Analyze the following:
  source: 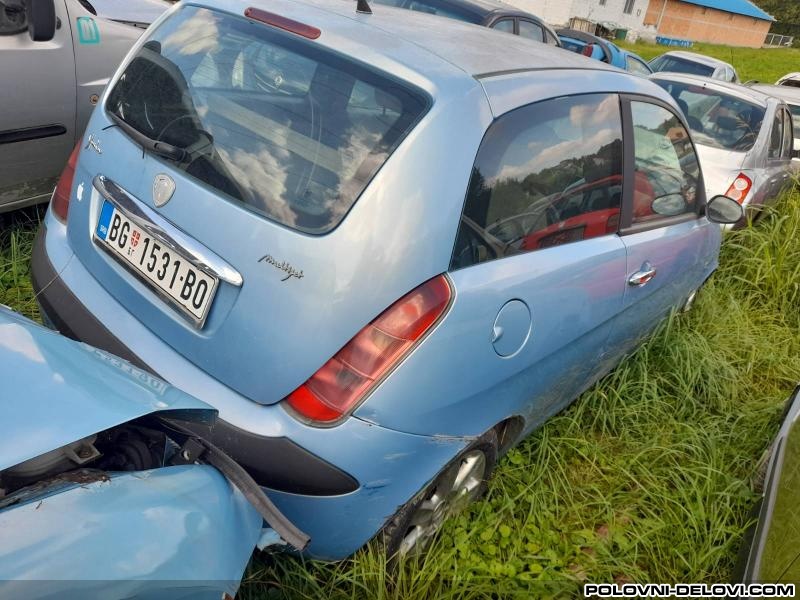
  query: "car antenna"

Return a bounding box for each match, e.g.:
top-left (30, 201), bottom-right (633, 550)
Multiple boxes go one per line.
top-left (356, 0), bottom-right (372, 14)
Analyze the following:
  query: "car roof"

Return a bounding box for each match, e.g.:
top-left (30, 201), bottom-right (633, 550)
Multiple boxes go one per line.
top-left (651, 73), bottom-right (772, 107)
top-left (431, 0), bottom-right (540, 19)
top-left (201, 0), bottom-right (609, 83)
top-left (751, 83), bottom-right (800, 106)
top-left (393, 0), bottom-right (551, 23)
top-left (658, 50), bottom-right (732, 69)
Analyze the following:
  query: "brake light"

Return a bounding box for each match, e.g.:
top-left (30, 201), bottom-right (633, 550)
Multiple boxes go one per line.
top-left (244, 7), bottom-right (321, 39)
top-left (285, 275), bottom-right (452, 425)
top-left (725, 173), bottom-right (752, 204)
top-left (52, 142), bottom-right (82, 223)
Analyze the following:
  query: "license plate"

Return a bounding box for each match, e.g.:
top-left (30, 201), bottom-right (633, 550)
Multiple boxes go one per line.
top-left (95, 200), bottom-right (218, 325)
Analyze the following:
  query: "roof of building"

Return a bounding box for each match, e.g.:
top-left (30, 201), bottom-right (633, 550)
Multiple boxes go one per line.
top-left (677, 0), bottom-right (775, 22)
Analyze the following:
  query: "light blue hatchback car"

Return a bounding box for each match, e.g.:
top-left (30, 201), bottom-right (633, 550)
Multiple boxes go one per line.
top-left (31, 0), bottom-right (742, 559)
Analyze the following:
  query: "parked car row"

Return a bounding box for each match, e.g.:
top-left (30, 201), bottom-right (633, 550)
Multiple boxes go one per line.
top-left (0, 0), bottom-right (795, 596)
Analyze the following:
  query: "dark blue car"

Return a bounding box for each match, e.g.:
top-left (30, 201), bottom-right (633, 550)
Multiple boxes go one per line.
top-left (557, 28), bottom-right (652, 75)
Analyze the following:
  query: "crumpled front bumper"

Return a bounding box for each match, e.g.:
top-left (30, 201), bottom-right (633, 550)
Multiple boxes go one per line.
top-left (0, 465), bottom-right (264, 599)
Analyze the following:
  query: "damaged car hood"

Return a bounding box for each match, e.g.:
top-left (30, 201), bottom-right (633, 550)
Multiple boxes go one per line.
top-left (0, 306), bottom-right (215, 472)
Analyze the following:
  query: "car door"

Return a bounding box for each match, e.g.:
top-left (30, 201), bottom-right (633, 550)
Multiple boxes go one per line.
top-left (65, 0), bottom-right (148, 147)
top-left (607, 96), bottom-right (717, 358)
top-left (0, 0), bottom-right (76, 211)
top-left (447, 93), bottom-right (628, 428)
top-left (764, 105), bottom-right (793, 208)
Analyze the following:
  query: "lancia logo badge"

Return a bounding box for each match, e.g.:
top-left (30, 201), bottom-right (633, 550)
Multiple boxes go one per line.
top-left (153, 174), bottom-right (175, 207)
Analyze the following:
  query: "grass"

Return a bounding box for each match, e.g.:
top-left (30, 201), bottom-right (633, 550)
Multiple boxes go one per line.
top-left (0, 207), bottom-right (41, 322)
top-left (618, 39), bottom-right (800, 83)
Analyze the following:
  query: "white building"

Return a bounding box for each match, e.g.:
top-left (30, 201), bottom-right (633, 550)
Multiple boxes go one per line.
top-left (504, 0), bottom-right (651, 31)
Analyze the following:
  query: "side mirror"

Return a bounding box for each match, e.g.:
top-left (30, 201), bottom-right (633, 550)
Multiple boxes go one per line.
top-left (25, 0), bottom-right (56, 42)
top-left (706, 195), bottom-right (744, 225)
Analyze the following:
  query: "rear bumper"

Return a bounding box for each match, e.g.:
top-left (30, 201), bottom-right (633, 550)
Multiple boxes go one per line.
top-left (32, 225), bottom-right (357, 497)
top-left (32, 226), bottom-right (154, 372)
top-left (31, 213), bottom-right (469, 559)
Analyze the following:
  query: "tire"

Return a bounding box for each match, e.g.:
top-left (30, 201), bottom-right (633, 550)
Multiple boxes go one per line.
top-left (382, 428), bottom-right (498, 558)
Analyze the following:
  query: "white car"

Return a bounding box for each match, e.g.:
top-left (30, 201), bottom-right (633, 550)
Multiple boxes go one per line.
top-left (650, 51), bottom-right (738, 83)
top-left (776, 72), bottom-right (800, 88)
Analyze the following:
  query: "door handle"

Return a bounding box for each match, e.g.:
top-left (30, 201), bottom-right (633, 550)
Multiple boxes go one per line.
top-left (628, 262), bottom-right (657, 286)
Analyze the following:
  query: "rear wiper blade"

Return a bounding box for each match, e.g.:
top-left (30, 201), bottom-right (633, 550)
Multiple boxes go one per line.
top-left (108, 112), bottom-right (188, 162)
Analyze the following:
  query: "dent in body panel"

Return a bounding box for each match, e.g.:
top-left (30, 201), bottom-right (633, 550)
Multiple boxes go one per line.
top-left (0, 466), bottom-right (262, 595)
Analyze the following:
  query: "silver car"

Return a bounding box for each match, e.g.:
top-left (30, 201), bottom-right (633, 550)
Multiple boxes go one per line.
top-left (650, 51), bottom-right (739, 83)
top-left (0, 0), bottom-right (169, 212)
top-left (750, 83), bottom-right (800, 161)
top-left (652, 74), bottom-right (794, 224)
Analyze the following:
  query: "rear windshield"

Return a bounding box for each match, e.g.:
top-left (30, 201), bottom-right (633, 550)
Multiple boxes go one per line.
top-left (106, 6), bottom-right (429, 234)
top-left (655, 80), bottom-right (765, 152)
top-left (649, 55), bottom-right (714, 78)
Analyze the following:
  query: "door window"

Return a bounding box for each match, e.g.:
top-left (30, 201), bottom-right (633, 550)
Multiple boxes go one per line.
top-left (0, 0), bottom-right (26, 35)
top-left (781, 108), bottom-right (794, 159)
top-left (626, 56), bottom-right (652, 76)
top-left (491, 19), bottom-right (515, 34)
top-left (769, 111), bottom-right (784, 159)
top-left (451, 94), bottom-right (623, 270)
top-left (629, 101), bottom-right (700, 225)
top-left (518, 20), bottom-right (544, 42)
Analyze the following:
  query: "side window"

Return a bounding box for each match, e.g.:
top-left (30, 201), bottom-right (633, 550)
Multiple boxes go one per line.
top-left (630, 101), bottom-right (700, 225)
top-left (544, 30), bottom-right (559, 46)
top-left (491, 19), bottom-right (515, 34)
top-left (782, 109), bottom-right (793, 159)
top-left (626, 56), bottom-right (652, 76)
top-left (769, 111), bottom-right (784, 159)
top-left (451, 94), bottom-right (623, 270)
top-left (0, 0), bottom-right (26, 35)
top-left (518, 20), bottom-right (544, 42)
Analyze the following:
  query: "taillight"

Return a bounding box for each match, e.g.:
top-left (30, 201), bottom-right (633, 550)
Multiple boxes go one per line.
top-left (52, 142), bottom-right (82, 223)
top-left (285, 275), bottom-right (452, 425)
top-left (725, 173), bottom-right (752, 204)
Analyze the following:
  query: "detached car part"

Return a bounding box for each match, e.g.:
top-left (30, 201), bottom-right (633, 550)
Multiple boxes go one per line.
top-left (0, 306), bottom-right (307, 598)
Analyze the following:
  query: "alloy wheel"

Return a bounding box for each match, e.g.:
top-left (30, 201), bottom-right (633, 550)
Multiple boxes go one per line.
top-left (398, 450), bottom-right (487, 555)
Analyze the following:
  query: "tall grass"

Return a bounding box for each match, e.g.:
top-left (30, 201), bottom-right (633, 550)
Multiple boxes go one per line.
top-left (0, 207), bottom-right (40, 321)
top-left (240, 191), bottom-right (800, 598)
top-left (1, 193), bottom-right (798, 598)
